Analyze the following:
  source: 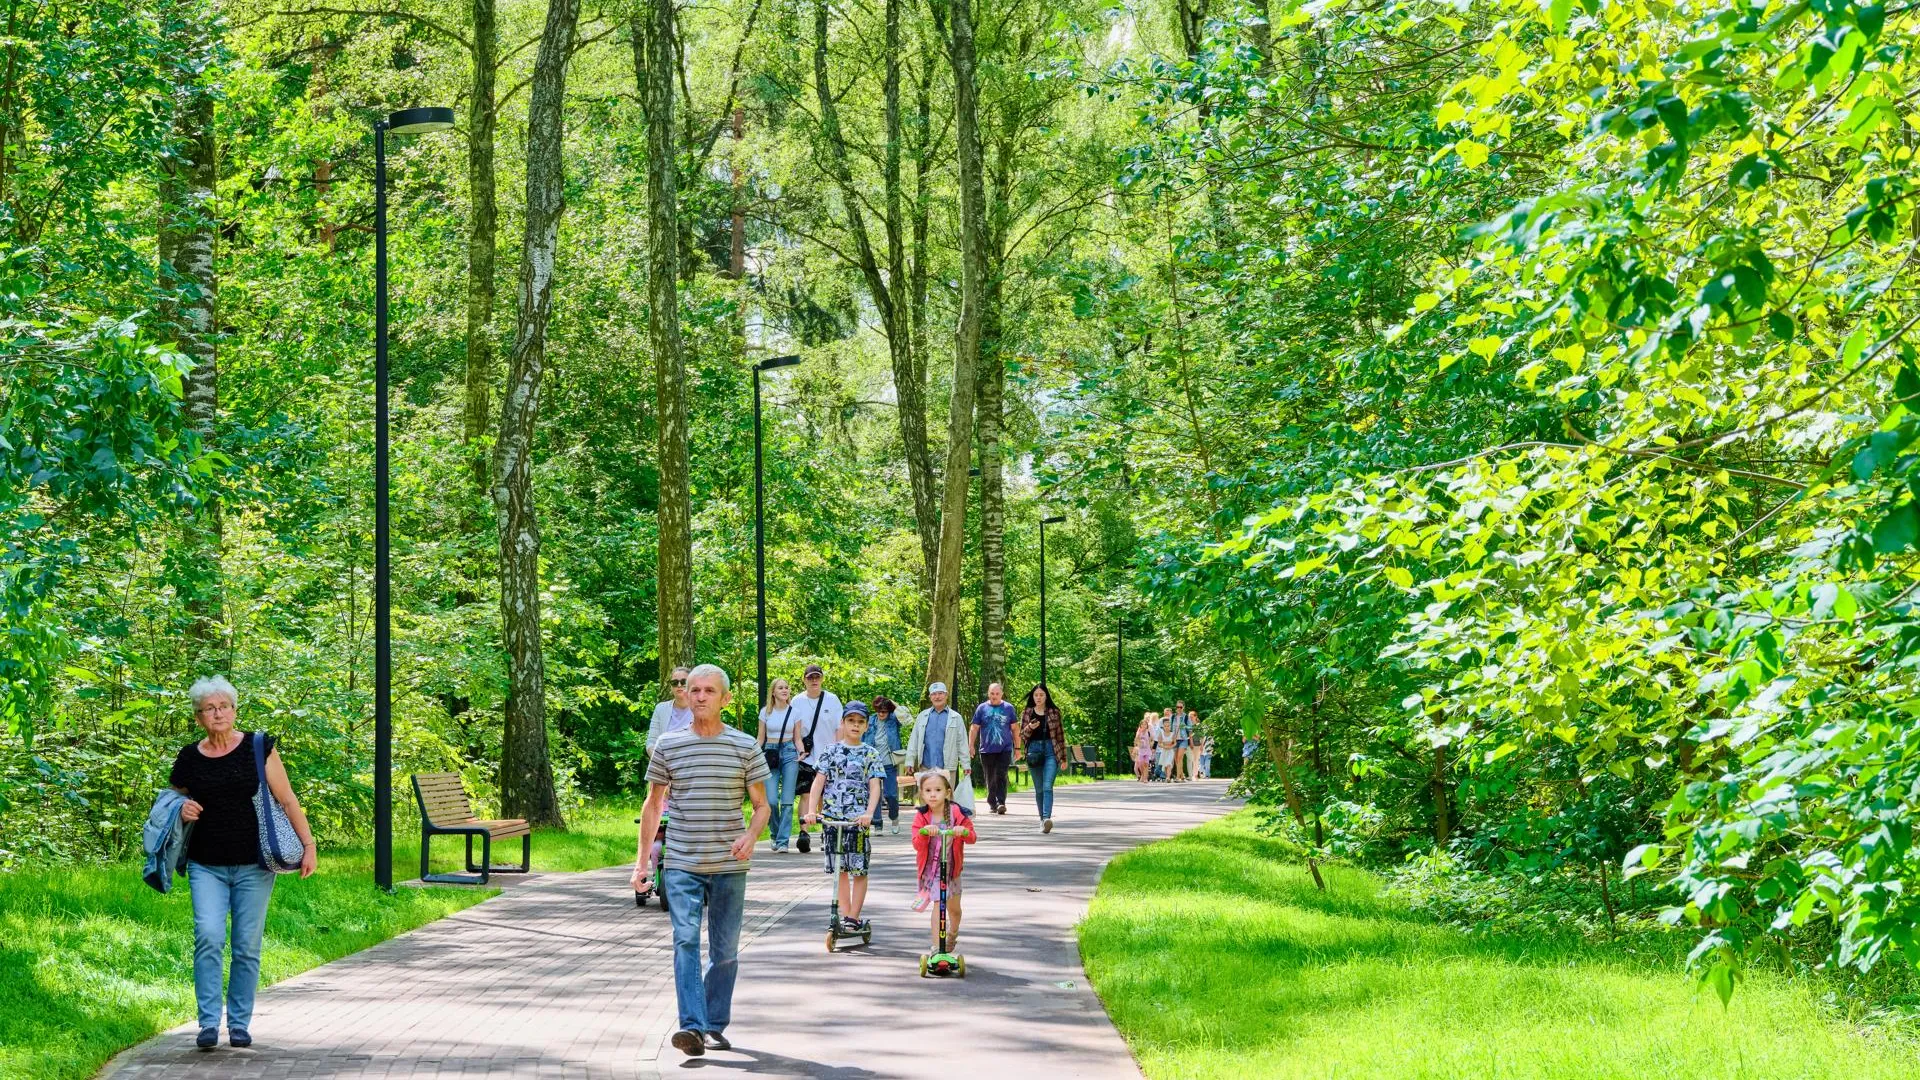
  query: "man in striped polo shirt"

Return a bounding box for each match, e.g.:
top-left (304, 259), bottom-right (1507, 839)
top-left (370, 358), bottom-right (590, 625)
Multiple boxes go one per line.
top-left (633, 663), bottom-right (772, 1057)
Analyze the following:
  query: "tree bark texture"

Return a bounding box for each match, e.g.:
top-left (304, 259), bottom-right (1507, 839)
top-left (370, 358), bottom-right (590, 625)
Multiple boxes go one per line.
top-left (975, 277), bottom-right (1005, 692)
top-left (464, 0), bottom-right (498, 520)
top-left (925, 0), bottom-right (986, 694)
top-left (158, 64), bottom-right (223, 659)
top-left (908, 49), bottom-right (937, 606)
top-left (638, 0), bottom-right (695, 687)
top-left (491, 0), bottom-right (578, 828)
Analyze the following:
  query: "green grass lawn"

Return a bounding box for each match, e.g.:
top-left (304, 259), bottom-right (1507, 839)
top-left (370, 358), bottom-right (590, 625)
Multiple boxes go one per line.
top-left (0, 798), bottom-right (642, 1080)
top-left (1078, 812), bottom-right (1917, 1080)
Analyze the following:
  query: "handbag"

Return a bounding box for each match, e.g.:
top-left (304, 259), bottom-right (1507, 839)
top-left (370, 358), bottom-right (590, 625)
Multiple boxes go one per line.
top-left (795, 696), bottom-right (828, 792)
top-left (251, 732), bottom-right (306, 874)
top-left (762, 705), bottom-right (793, 775)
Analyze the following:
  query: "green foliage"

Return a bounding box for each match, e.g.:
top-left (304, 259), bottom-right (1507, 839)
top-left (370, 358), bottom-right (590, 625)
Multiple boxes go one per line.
top-left (1108, 0), bottom-right (1920, 998)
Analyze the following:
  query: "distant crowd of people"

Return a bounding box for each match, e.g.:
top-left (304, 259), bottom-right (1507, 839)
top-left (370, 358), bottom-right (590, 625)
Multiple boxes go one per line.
top-left (1131, 700), bottom-right (1213, 782)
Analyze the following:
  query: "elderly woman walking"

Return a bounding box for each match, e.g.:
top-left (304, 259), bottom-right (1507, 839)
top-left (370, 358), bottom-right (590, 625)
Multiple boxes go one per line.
top-left (170, 676), bottom-right (316, 1050)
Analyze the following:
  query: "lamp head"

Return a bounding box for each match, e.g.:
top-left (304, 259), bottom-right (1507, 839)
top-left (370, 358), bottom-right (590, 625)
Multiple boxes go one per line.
top-left (386, 107), bottom-right (456, 134)
top-left (1042, 515), bottom-right (1067, 525)
top-left (758, 354), bottom-right (803, 371)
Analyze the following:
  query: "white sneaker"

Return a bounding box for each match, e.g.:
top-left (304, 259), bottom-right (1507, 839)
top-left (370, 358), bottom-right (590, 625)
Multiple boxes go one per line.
top-left (888, 822), bottom-right (901, 836)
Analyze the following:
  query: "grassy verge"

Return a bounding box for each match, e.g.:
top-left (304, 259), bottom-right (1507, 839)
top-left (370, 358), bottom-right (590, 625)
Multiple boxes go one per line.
top-left (0, 799), bottom-right (642, 1080)
top-left (1078, 811), bottom-right (1915, 1080)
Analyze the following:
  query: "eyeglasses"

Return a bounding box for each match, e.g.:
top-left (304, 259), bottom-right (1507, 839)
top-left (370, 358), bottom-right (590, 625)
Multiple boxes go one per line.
top-left (670, 678), bottom-right (687, 687)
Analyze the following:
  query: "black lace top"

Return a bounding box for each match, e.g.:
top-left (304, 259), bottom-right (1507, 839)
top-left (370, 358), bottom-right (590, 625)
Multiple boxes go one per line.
top-left (169, 732), bottom-right (274, 866)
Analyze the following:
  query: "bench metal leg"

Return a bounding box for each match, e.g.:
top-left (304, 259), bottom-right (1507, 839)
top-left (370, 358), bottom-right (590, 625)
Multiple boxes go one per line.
top-left (464, 833), bottom-right (530, 876)
top-left (420, 831), bottom-right (492, 886)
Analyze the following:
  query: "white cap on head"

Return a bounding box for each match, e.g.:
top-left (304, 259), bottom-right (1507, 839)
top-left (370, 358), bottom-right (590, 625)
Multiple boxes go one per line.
top-left (928, 681), bottom-right (948, 695)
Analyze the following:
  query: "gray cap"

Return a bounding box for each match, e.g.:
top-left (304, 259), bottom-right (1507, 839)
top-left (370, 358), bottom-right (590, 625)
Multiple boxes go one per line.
top-left (928, 681), bottom-right (948, 695)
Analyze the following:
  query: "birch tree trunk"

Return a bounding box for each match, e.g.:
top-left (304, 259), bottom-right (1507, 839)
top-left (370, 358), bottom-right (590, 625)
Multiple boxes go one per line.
top-left (975, 278), bottom-right (1005, 691)
top-left (811, 0), bottom-right (938, 603)
top-left (926, 0), bottom-right (986, 693)
top-left (638, 0), bottom-right (695, 686)
top-left (158, 58), bottom-right (222, 660)
top-left (463, 0), bottom-right (498, 526)
top-left (491, 0), bottom-right (578, 827)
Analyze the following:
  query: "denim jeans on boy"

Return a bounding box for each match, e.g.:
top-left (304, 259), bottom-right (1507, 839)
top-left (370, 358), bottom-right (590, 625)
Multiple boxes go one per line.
top-left (664, 868), bottom-right (747, 1034)
top-left (767, 743), bottom-right (800, 850)
top-left (1027, 740), bottom-right (1059, 820)
top-left (187, 861), bottom-right (276, 1034)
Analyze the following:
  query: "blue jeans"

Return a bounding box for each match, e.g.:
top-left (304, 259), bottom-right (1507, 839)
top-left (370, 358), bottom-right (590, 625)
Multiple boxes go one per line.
top-left (878, 765), bottom-right (899, 823)
top-left (1027, 741), bottom-right (1059, 820)
top-left (767, 744), bottom-right (800, 849)
top-left (664, 869), bottom-right (747, 1034)
top-left (187, 861), bottom-right (276, 1033)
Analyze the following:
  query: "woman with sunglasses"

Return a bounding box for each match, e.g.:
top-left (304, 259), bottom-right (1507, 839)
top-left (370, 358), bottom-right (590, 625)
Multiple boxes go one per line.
top-left (646, 666), bottom-right (696, 753)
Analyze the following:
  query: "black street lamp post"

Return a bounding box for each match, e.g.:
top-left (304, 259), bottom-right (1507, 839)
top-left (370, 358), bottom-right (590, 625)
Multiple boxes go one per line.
top-left (754, 355), bottom-right (802, 709)
top-left (1038, 514), bottom-right (1066, 687)
top-left (373, 106), bottom-right (455, 893)
top-left (1114, 613), bottom-right (1124, 769)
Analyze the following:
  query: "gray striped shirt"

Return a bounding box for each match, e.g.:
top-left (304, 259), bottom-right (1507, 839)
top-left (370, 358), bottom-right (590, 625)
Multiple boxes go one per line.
top-left (646, 724), bottom-right (769, 874)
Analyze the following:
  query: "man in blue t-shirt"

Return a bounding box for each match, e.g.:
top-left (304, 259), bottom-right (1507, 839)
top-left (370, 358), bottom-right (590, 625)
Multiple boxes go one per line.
top-left (969, 682), bottom-right (1019, 815)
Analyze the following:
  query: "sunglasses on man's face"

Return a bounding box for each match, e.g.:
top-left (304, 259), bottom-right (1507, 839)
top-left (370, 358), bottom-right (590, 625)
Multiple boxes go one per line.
top-left (671, 678), bottom-right (687, 687)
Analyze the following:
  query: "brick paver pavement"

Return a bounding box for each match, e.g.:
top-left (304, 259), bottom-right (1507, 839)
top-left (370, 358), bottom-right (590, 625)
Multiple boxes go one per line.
top-left (100, 853), bottom-right (822, 1080)
top-left (101, 779), bottom-right (1237, 1079)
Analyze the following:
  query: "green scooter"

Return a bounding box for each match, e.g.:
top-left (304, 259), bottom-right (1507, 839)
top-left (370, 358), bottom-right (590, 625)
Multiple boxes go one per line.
top-left (918, 820), bottom-right (970, 977)
top-left (632, 813), bottom-right (670, 913)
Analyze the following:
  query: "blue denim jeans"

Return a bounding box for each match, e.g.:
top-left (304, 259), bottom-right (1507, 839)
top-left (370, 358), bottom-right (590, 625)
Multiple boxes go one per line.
top-left (1027, 740), bottom-right (1059, 820)
top-left (187, 861), bottom-right (276, 1033)
top-left (664, 868), bottom-right (747, 1034)
top-left (767, 744), bottom-right (800, 849)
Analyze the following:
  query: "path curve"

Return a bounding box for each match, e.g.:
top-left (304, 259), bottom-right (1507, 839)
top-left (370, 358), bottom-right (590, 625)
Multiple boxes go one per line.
top-left (100, 780), bottom-right (1237, 1079)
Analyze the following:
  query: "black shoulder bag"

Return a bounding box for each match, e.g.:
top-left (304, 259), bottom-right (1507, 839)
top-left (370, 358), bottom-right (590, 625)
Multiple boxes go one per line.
top-left (762, 706), bottom-right (792, 774)
top-left (794, 695), bottom-right (828, 793)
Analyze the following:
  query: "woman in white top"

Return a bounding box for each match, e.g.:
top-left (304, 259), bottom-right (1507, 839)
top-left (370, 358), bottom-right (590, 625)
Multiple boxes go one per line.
top-left (757, 679), bottom-right (805, 852)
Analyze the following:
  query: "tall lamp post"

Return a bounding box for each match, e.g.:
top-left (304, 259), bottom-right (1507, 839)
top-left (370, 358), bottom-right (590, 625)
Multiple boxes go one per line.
top-left (1038, 514), bottom-right (1066, 687)
top-left (754, 354), bottom-right (803, 709)
top-left (1114, 613), bottom-right (1124, 771)
top-left (374, 106), bottom-right (455, 893)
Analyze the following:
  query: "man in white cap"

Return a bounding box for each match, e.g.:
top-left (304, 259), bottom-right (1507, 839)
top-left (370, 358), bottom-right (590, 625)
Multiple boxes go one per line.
top-left (905, 682), bottom-right (974, 813)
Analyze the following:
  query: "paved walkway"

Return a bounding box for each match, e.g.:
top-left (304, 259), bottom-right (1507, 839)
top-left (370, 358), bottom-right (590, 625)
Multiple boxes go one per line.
top-left (102, 780), bottom-right (1237, 1079)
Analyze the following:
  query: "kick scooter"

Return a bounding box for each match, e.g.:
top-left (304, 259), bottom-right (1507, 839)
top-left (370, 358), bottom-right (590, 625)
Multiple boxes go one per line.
top-left (818, 818), bottom-right (873, 950)
top-left (919, 819), bottom-right (970, 977)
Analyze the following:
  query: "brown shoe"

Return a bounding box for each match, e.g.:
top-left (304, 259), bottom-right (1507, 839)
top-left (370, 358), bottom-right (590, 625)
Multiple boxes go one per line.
top-left (671, 1030), bottom-right (705, 1057)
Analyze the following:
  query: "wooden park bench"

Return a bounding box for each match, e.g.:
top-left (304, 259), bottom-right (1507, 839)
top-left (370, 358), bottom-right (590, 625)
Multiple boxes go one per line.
top-left (412, 772), bottom-right (532, 885)
top-left (1069, 745), bottom-right (1106, 777)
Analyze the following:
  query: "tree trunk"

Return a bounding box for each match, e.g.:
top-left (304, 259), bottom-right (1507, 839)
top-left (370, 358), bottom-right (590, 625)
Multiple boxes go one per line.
top-left (893, 0), bottom-right (937, 604)
top-left (639, 0), bottom-right (695, 687)
top-left (158, 61), bottom-right (222, 661)
top-left (491, 0), bottom-right (578, 828)
top-left (1431, 738), bottom-right (1450, 848)
top-left (925, 0), bottom-right (986, 694)
top-left (463, 0), bottom-right (498, 530)
top-left (976, 278), bottom-right (1005, 691)
top-left (1262, 716), bottom-right (1326, 890)
top-left (811, 0), bottom-right (937, 605)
